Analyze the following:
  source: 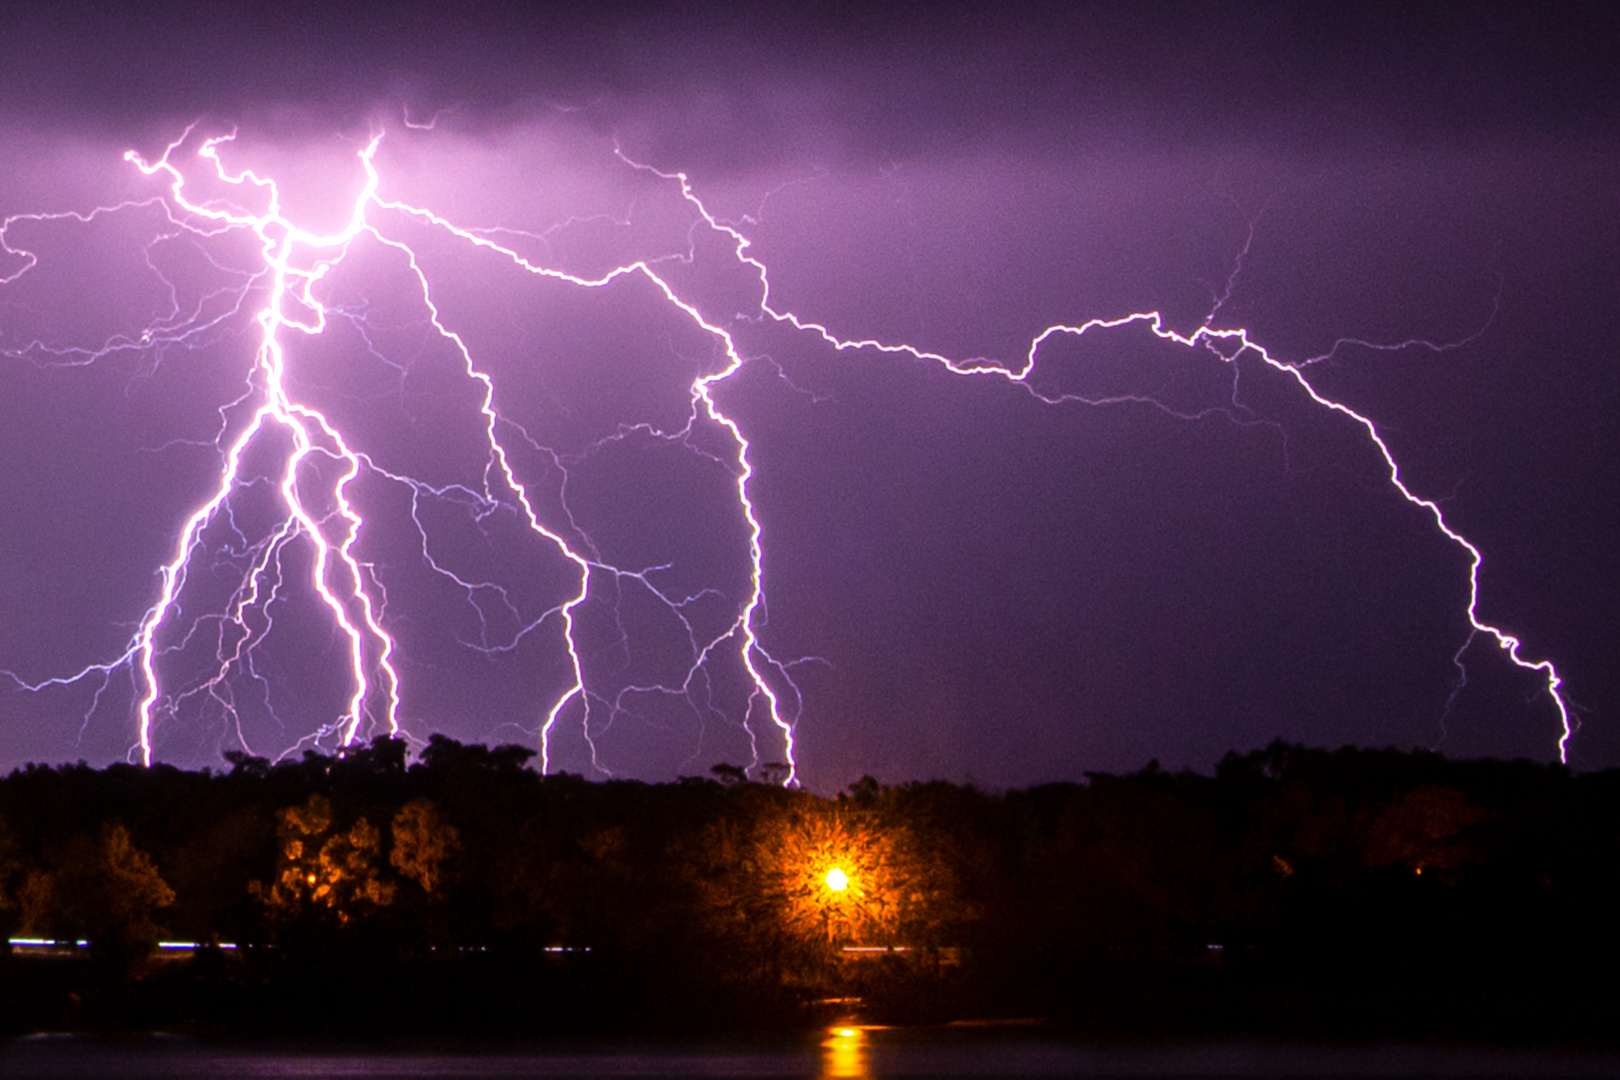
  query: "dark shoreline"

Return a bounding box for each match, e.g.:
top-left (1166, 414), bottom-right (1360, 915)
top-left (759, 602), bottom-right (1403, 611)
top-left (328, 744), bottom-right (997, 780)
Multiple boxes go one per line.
top-left (3, 740), bottom-right (1617, 1050)
top-left (4, 946), bottom-right (1617, 1050)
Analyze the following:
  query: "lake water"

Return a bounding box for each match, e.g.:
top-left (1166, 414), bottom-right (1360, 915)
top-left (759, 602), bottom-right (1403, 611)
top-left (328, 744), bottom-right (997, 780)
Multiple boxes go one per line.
top-left (2, 1027), bottom-right (1618, 1078)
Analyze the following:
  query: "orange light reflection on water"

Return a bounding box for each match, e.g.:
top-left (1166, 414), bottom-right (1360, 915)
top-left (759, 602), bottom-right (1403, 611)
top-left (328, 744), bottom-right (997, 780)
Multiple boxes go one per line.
top-left (821, 1025), bottom-right (868, 1078)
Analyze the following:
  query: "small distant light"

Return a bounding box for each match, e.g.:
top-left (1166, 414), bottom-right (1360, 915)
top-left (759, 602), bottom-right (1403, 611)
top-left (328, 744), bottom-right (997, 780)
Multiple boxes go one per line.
top-left (307, 874), bottom-right (318, 885)
top-left (838, 1028), bottom-right (857, 1037)
top-left (1415, 867), bottom-right (1423, 876)
top-left (825, 867), bottom-right (849, 891)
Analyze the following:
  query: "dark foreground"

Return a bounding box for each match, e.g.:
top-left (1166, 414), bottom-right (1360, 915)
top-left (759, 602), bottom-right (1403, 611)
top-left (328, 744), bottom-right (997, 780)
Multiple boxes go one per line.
top-left (3, 943), bottom-right (1618, 1048)
top-left (1, 740), bottom-right (1617, 1045)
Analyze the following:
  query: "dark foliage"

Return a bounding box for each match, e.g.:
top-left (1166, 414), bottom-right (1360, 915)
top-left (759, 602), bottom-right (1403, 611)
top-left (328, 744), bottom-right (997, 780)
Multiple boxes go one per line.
top-left (0, 738), bottom-right (1615, 1042)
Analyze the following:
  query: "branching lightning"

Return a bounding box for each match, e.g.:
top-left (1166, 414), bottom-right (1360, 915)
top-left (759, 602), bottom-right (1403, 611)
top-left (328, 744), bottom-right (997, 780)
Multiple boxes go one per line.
top-left (0, 119), bottom-right (1575, 777)
top-left (650, 155), bottom-right (1573, 762)
top-left (2, 122), bottom-right (805, 778)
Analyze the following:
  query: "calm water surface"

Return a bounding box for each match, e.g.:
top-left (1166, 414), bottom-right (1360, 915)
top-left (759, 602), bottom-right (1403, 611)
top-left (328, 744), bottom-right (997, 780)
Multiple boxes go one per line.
top-left (2, 1027), bottom-right (1618, 1078)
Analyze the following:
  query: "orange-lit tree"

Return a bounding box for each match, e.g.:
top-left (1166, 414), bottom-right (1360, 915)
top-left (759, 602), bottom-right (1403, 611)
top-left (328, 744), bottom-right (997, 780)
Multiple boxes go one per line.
top-left (13, 822), bottom-right (175, 973)
top-left (252, 794), bottom-right (395, 925)
top-left (690, 788), bottom-right (955, 991)
top-left (389, 799), bottom-right (460, 899)
top-left (768, 802), bottom-right (905, 948)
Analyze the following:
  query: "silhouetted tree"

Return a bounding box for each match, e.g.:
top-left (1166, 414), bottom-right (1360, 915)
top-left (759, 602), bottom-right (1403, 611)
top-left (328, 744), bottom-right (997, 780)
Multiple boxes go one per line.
top-left (20, 823), bottom-right (174, 975)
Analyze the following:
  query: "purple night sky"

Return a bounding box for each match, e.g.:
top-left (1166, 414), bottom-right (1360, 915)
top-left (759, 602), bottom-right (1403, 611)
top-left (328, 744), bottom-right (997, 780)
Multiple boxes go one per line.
top-left (0, 3), bottom-right (1615, 790)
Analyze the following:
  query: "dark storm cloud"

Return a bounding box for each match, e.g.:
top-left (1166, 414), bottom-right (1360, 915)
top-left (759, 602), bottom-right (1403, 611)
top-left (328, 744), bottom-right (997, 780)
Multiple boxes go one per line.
top-left (4, 2), bottom-right (1616, 151)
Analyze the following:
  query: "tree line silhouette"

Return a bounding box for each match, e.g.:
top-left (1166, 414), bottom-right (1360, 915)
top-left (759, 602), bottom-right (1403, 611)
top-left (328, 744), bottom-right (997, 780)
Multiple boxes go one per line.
top-left (0, 737), bottom-right (1614, 1041)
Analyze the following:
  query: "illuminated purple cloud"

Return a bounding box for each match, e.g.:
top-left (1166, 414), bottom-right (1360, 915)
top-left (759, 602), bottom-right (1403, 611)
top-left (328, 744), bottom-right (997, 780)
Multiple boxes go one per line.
top-left (0, 7), bottom-right (1615, 786)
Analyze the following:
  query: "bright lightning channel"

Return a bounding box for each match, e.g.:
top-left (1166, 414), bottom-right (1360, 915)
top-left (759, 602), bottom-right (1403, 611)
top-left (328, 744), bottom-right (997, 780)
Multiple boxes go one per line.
top-left (628, 152), bottom-right (1574, 763)
top-left (2, 124), bottom-right (800, 779)
top-left (0, 121), bottom-right (1574, 776)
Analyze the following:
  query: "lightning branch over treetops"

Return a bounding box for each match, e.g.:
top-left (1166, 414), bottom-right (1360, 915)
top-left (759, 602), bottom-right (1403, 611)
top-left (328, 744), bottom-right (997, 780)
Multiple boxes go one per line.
top-left (0, 118), bottom-right (1574, 780)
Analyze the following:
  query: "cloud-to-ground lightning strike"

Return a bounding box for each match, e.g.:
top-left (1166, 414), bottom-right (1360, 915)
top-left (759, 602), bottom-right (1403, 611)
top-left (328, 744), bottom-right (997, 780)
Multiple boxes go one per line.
top-left (0, 120), bottom-right (1575, 777)
top-left (650, 159), bottom-right (1574, 763)
top-left (2, 122), bottom-right (802, 779)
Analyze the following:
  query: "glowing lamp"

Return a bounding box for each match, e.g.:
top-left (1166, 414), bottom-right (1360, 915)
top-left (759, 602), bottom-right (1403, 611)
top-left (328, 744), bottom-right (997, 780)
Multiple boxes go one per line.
top-left (825, 867), bottom-right (849, 891)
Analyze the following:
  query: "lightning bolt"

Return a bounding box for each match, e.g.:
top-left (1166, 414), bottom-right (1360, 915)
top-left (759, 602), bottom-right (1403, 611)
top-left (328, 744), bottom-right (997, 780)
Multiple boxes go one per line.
top-left (2, 121), bottom-right (802, 779)
top-left (626, 150), bottom-right (1573, 763)
top-left (0, 117), bottom-right (1574, 778)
